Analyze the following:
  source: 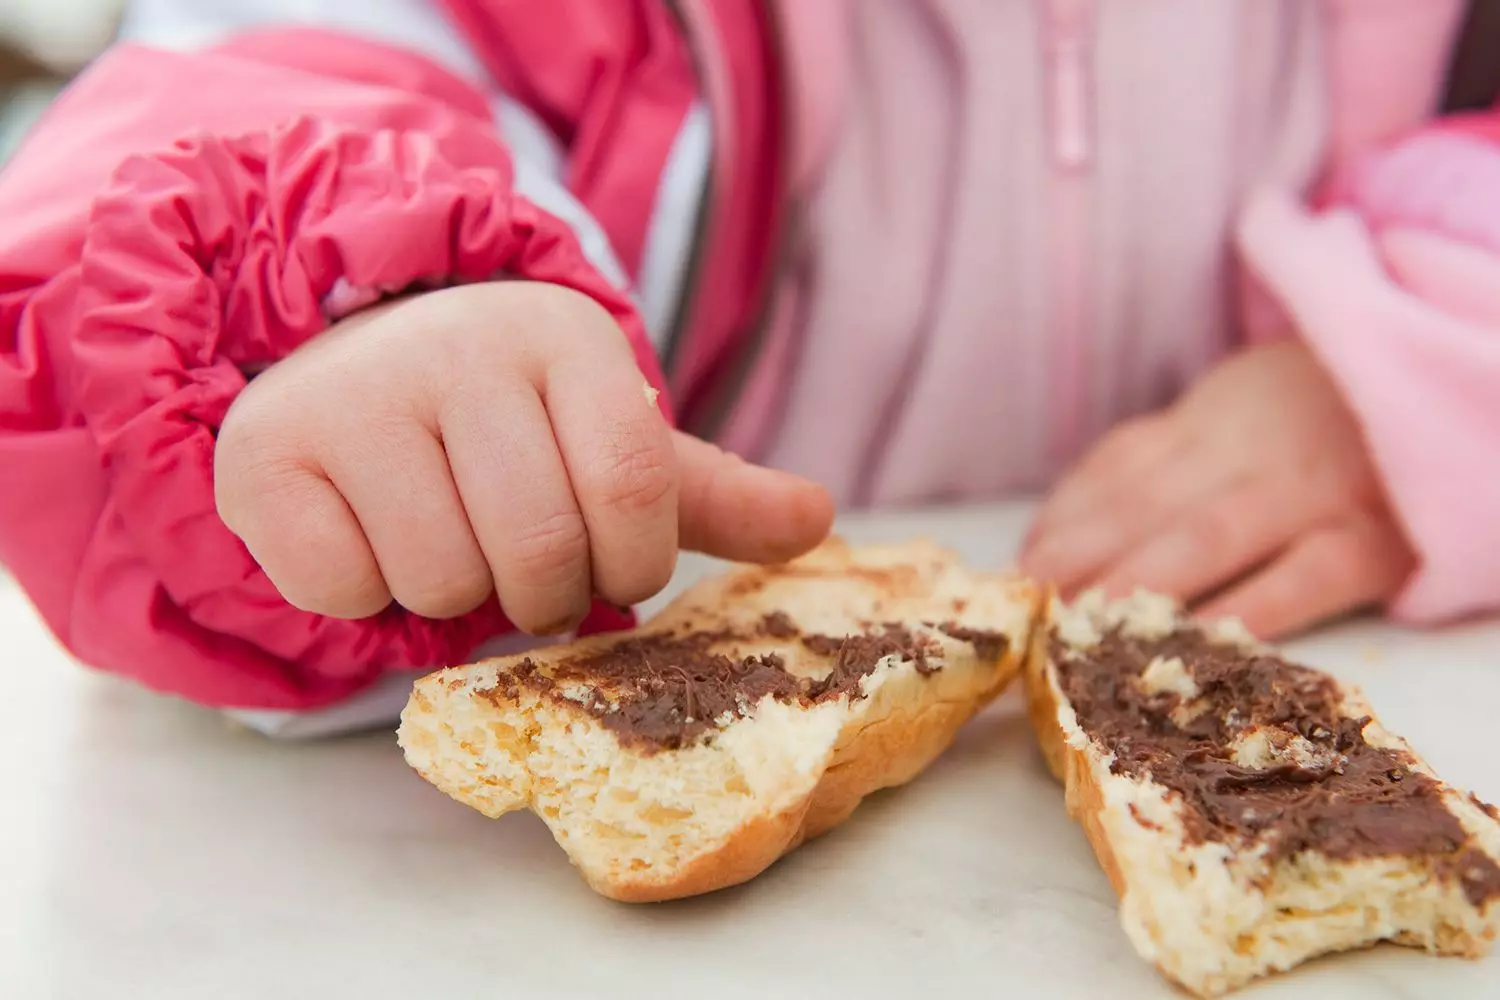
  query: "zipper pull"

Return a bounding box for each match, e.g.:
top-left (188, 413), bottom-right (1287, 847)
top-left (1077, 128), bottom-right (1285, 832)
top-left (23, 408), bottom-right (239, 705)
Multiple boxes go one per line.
top-left (1044, 0), bottom-right (1095, 172)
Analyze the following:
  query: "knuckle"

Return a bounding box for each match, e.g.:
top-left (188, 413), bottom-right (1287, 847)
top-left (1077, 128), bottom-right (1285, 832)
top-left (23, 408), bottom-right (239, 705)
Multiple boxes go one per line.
top-left (586, 423), bottom-right (674, 514)
top-left (508, 508), bottom-right (591, 586)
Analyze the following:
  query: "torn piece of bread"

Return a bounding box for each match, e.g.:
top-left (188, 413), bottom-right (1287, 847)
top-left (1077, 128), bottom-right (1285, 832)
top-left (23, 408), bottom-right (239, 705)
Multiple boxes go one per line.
top-left (398, 537), bottom-right (1038, 902)
top-left (1025, 590), bottom-right (1500, 998)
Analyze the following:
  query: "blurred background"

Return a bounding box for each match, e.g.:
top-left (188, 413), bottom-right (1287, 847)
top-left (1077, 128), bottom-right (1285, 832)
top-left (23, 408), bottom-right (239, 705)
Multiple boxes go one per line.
top-left (1, 0), bottom-right (123, 162)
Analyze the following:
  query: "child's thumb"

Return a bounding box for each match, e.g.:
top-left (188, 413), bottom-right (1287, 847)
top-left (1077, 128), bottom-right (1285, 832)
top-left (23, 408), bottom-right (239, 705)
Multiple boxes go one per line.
top-left (672, 430), bottom-right (834, 564)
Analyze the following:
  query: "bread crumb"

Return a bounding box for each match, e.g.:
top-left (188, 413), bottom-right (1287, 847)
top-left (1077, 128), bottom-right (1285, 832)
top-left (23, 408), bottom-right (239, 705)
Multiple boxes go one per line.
top-left (1205, 616), bottom-right (1259, 651)
top-left (1140, 655), bottom-right (1199, 701)
top-left (643, 382), bottom-right (661, 407)
top-left (1053, 594), bottom-right (1104, 647)
top-left (1115, 591), bottom-right (1180, 641)
top-left (1139, 654), bottom-right (1208, 726)
top-left (1230, 727), bottom-right (1344, 773)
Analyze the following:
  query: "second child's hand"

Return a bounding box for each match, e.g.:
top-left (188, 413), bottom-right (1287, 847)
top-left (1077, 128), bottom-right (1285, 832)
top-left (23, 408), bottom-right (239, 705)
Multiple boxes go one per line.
top-left (1020, 341), bottom-right (1416, 639)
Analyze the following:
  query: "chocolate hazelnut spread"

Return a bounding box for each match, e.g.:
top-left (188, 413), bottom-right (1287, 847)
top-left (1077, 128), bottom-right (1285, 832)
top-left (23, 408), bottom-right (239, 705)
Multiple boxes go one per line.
top-left (1053, 628), bottom-right (1500, 906)
top-left (936, 622), bottom-right (1009, 662)
top-left (481, 619), bottom-right (963, 755)
top-left (799, 625), bottom-right (942, 681)
top-left (759, 612), bottom-right (799, 640)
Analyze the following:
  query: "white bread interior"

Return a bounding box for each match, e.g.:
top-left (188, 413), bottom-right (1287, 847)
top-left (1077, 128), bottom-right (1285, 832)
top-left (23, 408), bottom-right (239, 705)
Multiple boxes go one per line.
top-left (399, 538), bottom-right (1037, 902)
top-left (1025, 589), bottom-right (1500, 998)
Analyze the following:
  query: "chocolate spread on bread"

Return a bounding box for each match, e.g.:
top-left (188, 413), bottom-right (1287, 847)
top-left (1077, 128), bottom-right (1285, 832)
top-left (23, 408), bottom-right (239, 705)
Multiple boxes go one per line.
top-left (936, 622), bottom-right (1010, 661)
top-left (1053, 627), bottom-right (1500, 906)
top-left (478, 617), bottom-right (1006, 755)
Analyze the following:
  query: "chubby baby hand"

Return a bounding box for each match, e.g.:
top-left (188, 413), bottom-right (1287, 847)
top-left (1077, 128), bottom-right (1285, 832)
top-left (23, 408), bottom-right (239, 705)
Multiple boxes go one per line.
top-left (1020, 341), bottom-right (1416, 639)
top-left (214, 282), bottom-right (834, 633)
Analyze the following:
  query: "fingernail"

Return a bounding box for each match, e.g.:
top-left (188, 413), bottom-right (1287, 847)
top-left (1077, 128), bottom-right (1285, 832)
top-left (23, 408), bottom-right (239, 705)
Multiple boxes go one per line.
top-left (532, 612), bottom-right (586, 637)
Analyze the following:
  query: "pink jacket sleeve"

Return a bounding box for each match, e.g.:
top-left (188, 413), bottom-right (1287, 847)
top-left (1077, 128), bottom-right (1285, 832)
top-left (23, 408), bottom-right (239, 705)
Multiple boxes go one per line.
top-left (0, 30), bottom-right (655, 711)
top-left (1237, 107), bottom-right (1500, 624)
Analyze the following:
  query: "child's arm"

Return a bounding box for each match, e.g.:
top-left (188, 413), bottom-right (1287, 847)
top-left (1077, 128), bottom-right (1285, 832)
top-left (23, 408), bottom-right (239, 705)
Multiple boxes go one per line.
top-left (1238, 108), bottom-right (1500, 624)
top-left (0, 21), bottom-right (647, 711)
top-left (0, 5), bottom-right (829, 715)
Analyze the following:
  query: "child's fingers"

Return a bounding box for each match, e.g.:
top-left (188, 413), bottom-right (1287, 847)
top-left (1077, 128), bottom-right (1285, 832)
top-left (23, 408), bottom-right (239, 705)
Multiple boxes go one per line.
top-left (673, 432), bottom-right (835, 564)
top-left (1022, 414), bottom-right (1182, 548)
top-left (215, 454), bottom-right (392, 620)
top-left (1193, 512), bottom-right (1416, 640)
top-left (440, 375), bottom-right (594, 636)
top-left (1090, 481), bottom-right (1307, 605)
top-left (1022, 453), bottom-right (1223, 595)
top-left (543, 352), bottom-right (681, 611)
top-left (320, 421), bottom-right (494, 621)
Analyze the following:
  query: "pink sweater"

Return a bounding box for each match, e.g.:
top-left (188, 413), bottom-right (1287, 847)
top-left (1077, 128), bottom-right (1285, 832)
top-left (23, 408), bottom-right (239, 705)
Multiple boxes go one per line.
top-left (0, 0), bottom-right (1492, 727)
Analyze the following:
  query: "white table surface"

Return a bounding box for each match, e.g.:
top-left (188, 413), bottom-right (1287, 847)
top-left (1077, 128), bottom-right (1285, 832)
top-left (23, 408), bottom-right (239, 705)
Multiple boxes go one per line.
top-left (4, 503), bottom-right (1498, 999)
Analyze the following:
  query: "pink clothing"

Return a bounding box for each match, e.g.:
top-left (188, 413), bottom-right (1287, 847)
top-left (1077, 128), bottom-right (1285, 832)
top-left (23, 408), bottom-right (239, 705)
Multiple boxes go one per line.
top-left (727, 0), bottom-right (1346, 499)
top-left (729, 0), bottom-right (1463, 505)
top-left (0, 0), bottom-right (1494, 721)
top-left (0, 5), bottom-right (675, 710)
top-left (729, 0), bottom-right (1492, 627)
top-left (1242, 114), bottom-right (1500, 622)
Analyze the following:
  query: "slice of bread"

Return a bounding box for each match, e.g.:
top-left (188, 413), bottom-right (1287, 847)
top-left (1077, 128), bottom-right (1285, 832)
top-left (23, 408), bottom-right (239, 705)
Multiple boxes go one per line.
top-left (1025, 589), bottom-right (1500, 997)
top-left (398, 537), bottom-right (1038, 902)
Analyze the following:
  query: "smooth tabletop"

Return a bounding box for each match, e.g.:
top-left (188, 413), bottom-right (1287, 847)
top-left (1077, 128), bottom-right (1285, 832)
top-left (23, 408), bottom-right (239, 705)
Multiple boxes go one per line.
top-left (4, 503), bottom-right (1498, 999)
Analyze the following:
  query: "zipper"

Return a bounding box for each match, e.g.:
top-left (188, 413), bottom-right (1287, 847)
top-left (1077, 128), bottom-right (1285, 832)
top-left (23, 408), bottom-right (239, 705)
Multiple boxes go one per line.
top-left (1041, 0), bottom-right (1097, 467)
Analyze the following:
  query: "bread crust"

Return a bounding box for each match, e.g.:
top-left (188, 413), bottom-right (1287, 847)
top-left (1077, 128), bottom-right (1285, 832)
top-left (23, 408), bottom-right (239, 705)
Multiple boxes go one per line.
top-left (399, 538), bottom-right (1037, 902)
top-left (1023, 600), bottom-right (1128, 899)
top-left (604, 687), bottom-right (1004, 901)
top-left (1026, 591), bottom-right (1500, 997)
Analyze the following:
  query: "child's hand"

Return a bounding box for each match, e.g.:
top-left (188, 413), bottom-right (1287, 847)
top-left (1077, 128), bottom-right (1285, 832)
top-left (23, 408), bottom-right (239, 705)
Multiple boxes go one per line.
top-left (214, 282), bottom-right (834, 633)
top-left (1020, 341), bottom-right (1415, 639)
